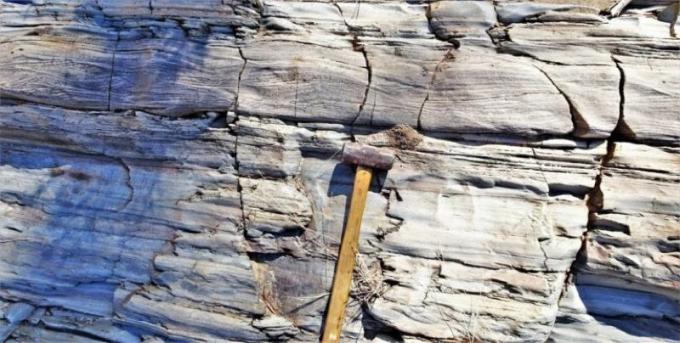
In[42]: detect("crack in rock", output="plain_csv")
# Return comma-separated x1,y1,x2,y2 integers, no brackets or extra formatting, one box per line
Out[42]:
234,47,247,117
117,157,134,211
333,3,372,129
417,48,455,130
533,64,590,137
106,32,120,112
611,57,636,140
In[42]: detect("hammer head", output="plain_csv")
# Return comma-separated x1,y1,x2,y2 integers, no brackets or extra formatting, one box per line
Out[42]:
342,142,395,170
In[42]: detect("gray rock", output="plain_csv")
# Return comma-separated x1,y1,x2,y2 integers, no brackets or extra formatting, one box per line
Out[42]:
238,37,367,124
110,38,243,116
0,303,34,342
550,141,680,342
536,63,621,138
355,41,450,127
429,1,497,45
549,284,680,342
496,2,603,24
616,56,680,144
503,17,680,142
0,26,116,110
336,2,432,38
263,1,348,35
252,315,300,338
4,303,34,324
1,1,680,342
580,142,680,300
242,178,313,235
420,48,574,136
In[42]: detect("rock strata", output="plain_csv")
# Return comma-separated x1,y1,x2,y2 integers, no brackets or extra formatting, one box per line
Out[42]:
0,0,678,342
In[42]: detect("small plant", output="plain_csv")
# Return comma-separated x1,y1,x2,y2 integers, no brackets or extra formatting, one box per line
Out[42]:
351,254,386,305
464,309,481,343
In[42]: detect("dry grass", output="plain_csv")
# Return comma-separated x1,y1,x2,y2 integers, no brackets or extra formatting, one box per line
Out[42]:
464,309,481,343
350,254,386,305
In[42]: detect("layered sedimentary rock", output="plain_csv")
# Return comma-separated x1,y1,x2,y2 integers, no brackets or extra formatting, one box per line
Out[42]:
0,0,678,342
551,142,680,342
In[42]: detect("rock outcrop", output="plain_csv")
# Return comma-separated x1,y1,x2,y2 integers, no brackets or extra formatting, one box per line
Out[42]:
0,0,678,342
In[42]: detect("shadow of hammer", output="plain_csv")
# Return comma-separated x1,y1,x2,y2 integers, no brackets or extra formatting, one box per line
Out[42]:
321,142,396,343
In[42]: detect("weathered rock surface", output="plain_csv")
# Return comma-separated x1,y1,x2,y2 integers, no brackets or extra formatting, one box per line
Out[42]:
551,142,680,342
0,0,678,342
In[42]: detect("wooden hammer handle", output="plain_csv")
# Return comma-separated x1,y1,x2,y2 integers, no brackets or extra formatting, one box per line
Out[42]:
321,165,373,343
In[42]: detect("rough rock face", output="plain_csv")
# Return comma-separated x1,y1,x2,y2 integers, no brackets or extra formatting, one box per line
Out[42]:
0,0,678,342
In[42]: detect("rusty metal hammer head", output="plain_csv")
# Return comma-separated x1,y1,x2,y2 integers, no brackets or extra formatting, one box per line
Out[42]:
341,142,395,170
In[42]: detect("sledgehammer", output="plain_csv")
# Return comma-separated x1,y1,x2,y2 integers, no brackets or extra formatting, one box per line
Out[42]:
321,142,395,343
